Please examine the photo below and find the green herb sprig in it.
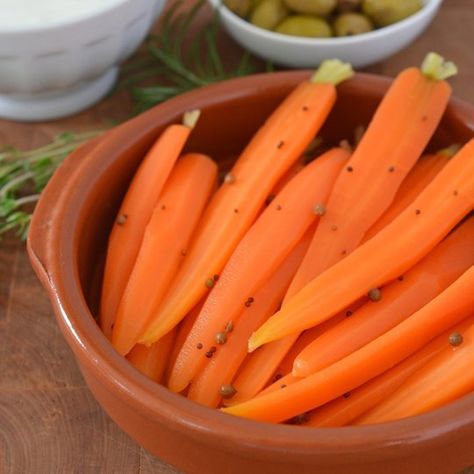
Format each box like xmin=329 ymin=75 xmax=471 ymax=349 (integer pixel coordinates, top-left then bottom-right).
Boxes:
xmin=118 ymin=0 xmax=268 ymax=113
xmin=0 ymin=131 xmax=102 ymax=239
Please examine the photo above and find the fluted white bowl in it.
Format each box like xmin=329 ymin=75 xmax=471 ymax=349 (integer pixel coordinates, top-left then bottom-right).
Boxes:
xmin=0 ymin=0 xmax=165 ymax=122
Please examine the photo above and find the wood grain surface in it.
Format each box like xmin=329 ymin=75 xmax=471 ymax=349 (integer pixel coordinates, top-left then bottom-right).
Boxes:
xmin=1 ymin=1 xmax=473 ymax=473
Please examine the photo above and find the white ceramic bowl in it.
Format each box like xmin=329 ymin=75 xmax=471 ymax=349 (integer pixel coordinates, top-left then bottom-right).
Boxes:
xmin=209 ymin=0 xmax=443 ymax=69
xmin=0 ymin=0 xmax=165 ymax=122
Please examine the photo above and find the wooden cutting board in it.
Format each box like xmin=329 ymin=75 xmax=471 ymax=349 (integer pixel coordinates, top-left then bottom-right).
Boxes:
xmin=1 ymin=1 xmax=473 ymax=472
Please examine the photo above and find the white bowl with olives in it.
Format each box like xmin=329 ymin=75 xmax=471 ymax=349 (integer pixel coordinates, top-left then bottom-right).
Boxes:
xmin=209 ymin=0 xmax=443 ymax=68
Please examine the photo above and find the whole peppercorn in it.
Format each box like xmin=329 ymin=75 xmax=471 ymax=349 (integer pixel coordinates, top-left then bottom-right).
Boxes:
xmin=449 ymin=332 xmax=463 ymax=347
xmin=116 ymin=213 xmax=128 ymax=225
xmin=219 ymin=384 xmax=237 ymax=398
xmin=215 ymin=332 xmax=227 ymax=345
xmin=368 ymin=287 xmax=382 ymax=302
xmin=313 ymin=203 xmax=327 ymax=216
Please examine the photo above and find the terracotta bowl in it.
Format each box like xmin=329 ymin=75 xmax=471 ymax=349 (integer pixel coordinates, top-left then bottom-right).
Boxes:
xmin=27 ymin=71 xmax=474 ymax=474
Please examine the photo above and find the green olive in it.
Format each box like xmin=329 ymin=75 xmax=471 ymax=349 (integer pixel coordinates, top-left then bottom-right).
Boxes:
xmin=362 ymin=0 xmax=423 ymax=27
xmin=250 ymin=0 xmax=289 ymax=30
xmin=333 ymin=12 xmax=373 ymax=36
xmin=336 ymin=0 xmax=362 ymax=12
xmin=275 ymin=15 xmax=333 ymax=38
xmin=283 ymin=0 xmax=337 ymax=16
xmin=224 ymin=0 xmax=253 ymax=18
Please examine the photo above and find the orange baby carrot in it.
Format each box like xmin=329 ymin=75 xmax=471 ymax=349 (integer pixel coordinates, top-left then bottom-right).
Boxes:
xmin=249 ymin=139 xmax=474 ymax=351
xmin=252 ymin=304 xmax=370 ymax=399
xmin=166 ymin=300 xmax=204 ymax=385
xmin=126 ymin=329 xmax=176 ymax=383
xmin=271 ymin=311 xmax=351 ymax=378
xmin=111 ymin=153 xmax=217 ymax=355
xmin=306 ymin=316 xmax=474 ymax=427
xmin=100 ymin=111 xmax=201 ymax=338
xmin=268 ymin=158 xmax=306 ymax=200
xmin=225 ymin=266 xmax=474 ymax=423
xmin=241 ymin=304 xmax=366 ymax=405
xmin=226 ymin=306 xmax=357 ymax=405
xmin=363 ymin=149 xmax=454 ymax=241
xmin=285 ymin=52 xmax=456 ymax=300
xmin=187 ymin=232 xmax=311 ymax=407
xmin=293 ymin=217 xmax=474 ymax=377
xmin=138 ymin=60 xmax=354 ymax=346
xmin=167 ymin=148 xmax=349 ymax=392
xmin=356 ymin=318 xmax=474 ymax=425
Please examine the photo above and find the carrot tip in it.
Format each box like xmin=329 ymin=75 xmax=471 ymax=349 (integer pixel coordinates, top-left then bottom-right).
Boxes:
xmin=248 ymin=333 xmax=260 ymax=353
xmin=311 ymin=59 xmax=354 ymax=86
xmin=183 ymin=109 xmax=201 ymax=129
xmin=421 ymin=52 xmax=458 ymax=81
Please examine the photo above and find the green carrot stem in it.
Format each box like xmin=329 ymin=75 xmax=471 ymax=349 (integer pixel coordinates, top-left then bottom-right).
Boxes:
xmin=421 ymin=52 xmax=458 ymax=81
xmin=311 ymin=59 xmax=354 ymax=86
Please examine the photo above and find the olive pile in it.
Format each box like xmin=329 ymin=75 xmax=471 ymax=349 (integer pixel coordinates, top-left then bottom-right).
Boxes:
xmin=223 ymin=0 xmax=423 ymax=38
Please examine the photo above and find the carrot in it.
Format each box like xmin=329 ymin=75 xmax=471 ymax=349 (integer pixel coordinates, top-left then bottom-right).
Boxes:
xmin=363 ymin=149 xmax=454 ymax=241
xmin=252 ymin=304 xmax=370 ymax=399
xmin=268 ymin=158 xmax=306 ymax=200
xmin=226 ymin=305 xmax=360 ymax=405
xmin=166 ymin=300 xmax=204 ymax=385
xmin=187 ymin=231 xmax=312 ymax=407
xmin=284 ymin=52 xmax=456 ymax=302
xmin=356 ymin=317 xmax=474 ymax=425
xmin=249 ymin=139 xmax=474 ymax=351
xmin=293 ymin=217 xmax=474 ymax=377
xmin=306 ymin=316 xmax=474 ymax=427
xmin=126 ymin=329 xmax=176 ymax=383
xmin=167 ymin=148 xmax=349 ymax=392
xmin=251 ymin=303 xmax=369 ymax=399
xmin=224 ymin=266 xmax=474 ymax=422
xmin=111 ymin=153 xmax=217 ymax=355
xmin=100 ymin=111 xmax=201 ymax=338
xmin=138 ymin=60 xmax=354 ymax=346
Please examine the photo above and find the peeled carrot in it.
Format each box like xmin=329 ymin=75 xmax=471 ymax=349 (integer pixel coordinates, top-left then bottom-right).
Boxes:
xmin=167 ymin=148 xmax=349 ymax=393
xmin=111 ymin=153 xmax=217 ymax=355
xmin=138 ymin=60 xmax=354 ymax=346
xmin=249 ymin=139 xmax=474 ymax=351
xmin=293 ymin=217 xmax=474 ymax=377
xmin=166 ymin=300 xmax=204 ymax=385
xmin=357 ymin=318 xmax=474 ymax=425
xmin=225 ymin=266 xmax=474 ymax=422
xmin=187 ymin=231 xmax=311 ymax=407
xmin=363 ymin=149 xmax=454 ymax=241
xmin=268 ymin=157 xmax=307 ymax=198
xmin=227 ymin=306 xmax=356 ymax=405
xmin=100 ymin=111 xmax=201 ymax=338
xmin=306 ymin=316 xmax=474 ymax=427
xmin=285 ymin=52 xmax=456 ymax=302
xmin=253 ymin=304 xmax=370 ymax=399
xmin=126 ymin=329 xmax=176 ymax=383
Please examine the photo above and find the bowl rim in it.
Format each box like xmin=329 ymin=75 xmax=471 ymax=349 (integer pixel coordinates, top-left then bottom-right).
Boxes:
xmin=28 ymin=70 xmax=474 ymax=462
xmin=0 ymin=0 xmax=155 ymax=34
xmin=208 ymin=0 xmax=443 ymax=46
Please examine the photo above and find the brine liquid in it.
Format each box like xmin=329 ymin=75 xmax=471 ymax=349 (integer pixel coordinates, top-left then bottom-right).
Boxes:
xmin=0 ymin=0 xmax=123 ymax=29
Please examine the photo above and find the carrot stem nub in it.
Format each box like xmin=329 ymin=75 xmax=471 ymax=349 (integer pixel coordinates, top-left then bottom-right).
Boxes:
xmin=183 ymin=109 xmax=201 ymax=129
xmin=311 ymin=59 xmax=354 ymax=86
xmin=421 ymin=52 xmax=458 ymax=81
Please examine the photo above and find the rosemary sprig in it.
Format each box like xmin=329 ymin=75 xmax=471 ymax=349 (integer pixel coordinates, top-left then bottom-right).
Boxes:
xmin=118 ymin=0 xmax=262 ymax=113
xmin=1 ymin=0 xmax=265 ymax=239
xmin=0 ymin=131 xmax=103 ymax=239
